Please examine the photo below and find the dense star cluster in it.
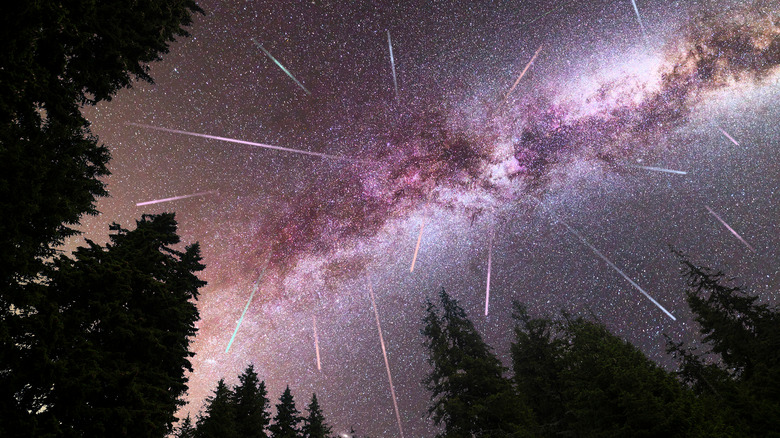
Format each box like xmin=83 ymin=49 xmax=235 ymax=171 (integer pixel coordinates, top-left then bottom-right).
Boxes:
xmin=76 ymin=0 xmax=780 ymax=436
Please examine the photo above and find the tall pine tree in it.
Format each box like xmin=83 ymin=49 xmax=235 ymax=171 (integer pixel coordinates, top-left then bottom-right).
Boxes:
xmin=233 ymin=364 xmax=272 ymax=438
xmin=269 ymin=386 xmax=302 ymax=438
xmin=197 ymin=379 xmax=238 ymax=438
xmin=176 ymin=414 xmax=197 ymax=438
xmin=422 ymin=289 xmax=533 ymax=437
xmin=301 ymin=393 xmax=332 ymax=438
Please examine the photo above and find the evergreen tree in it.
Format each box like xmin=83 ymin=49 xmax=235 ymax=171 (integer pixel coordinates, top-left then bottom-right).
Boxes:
xmin=422 ymin=289 xmax=533 ymax=437
xmin=176 ymin=414 xmax=197 ymax=438
xmin=234 ymin=364 xmax=272 ymax=438
xmin=301 ymin=393 xmax=332 ymax=438
xmin=269 ymin=386 xmax=302 ymax=438
xmin=197 ymin=379 xmax=238 ymax=438
xmin=38 ymin=213 xmax=205 ymax=437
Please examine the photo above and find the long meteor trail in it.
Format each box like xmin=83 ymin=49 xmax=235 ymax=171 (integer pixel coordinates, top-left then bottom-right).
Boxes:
xmin=136 ymin=190 xmax=216 ymax=206
xmin=504 ymin=45 xmax=543 ymax=101
xmin=630 ymin=0 xmax=648 ymax=41
xmin=226 ymin=263 xmax=270 ymax=353
xmin=558 ymin=219 xmax=676 ymax=321
xmin=410 ymin=220 xmax=426 ymax=272
xmin=630 ymin=165 xmax=688 ymax=175
xmin=251 ymin=38 xmax=311 ymax=95
xmin=368 ymin=280 xmax=405 ymax=438
xmin=387 ymin=30 xmax=399 ymax=104
xmin=484 ymin=231 xmax=494 ymax=316
xmin=313 ymin=314 xmax=322 ymax=371
xmin=128 ymin=123 xmax=368 ymax=162
xmin=705 ymin=206 xmax=756 ymax=252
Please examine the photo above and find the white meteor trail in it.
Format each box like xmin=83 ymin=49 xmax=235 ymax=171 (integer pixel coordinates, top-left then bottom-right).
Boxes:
xmin=504 ymin=44 xmax=543 ymax=101
xmin=717 ymin=126 xmax=740 ymax=146
xmin=226 ymin=263 xmax=270 ymax=353
xmin=484 ymin=231 xmax=494 ymax=316
xmin=630 ymin=0 xmax=648 ymax=41
xmin=251 ymin=38 xmax=311 ymax=95
xmin=128 ymin=123 xmax=369 ymax=162
xmin=136 ymin=190 xmax=216 ymax=206
xmin=630 ymin=165 xmax=687 ymax=175
xmin=558 ymin=219 xmax=676 ymax=321
xmin=313 ymin=314 xmax=322 ymax=371
xmin=705 ymin=206 xmax=756 ymax=253
xmin=368 ymin=280 xmax=405 ymax=438
xmin=387 ymin=30 xmax=400 ymax=104
xmin=410 ymin=220 xmax=426 ymax=273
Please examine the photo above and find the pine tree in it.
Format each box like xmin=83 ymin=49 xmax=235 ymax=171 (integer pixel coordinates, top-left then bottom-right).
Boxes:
xmin=422 ymin=289 xmax=533 ymax=437
xmin=176 ymin=414 xmax=197 ymax=438
xmin=233 ymin=364 xmax=272 ymax=438
xmin=301 ymin=393 xmax=332 ymax=438
xmin=269 ymin=386 xmax=302 ymax=438
xmin=197 ymin=379 xmax=238 ymax=438
xmin=37 ymin=213 xmax=204 ymax=438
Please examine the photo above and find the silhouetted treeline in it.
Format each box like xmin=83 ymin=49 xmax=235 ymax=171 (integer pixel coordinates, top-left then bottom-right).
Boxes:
xmin=422 ymin=255 xmax=780 ymax=437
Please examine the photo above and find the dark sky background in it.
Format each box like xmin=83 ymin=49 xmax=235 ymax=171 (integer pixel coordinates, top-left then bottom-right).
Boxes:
xmin=74 ymin=0 xmax=779 ymax=436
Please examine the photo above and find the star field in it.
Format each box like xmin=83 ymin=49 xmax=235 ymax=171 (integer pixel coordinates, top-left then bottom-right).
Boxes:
xmin=76 ymin=1 xmax=780 ymax=436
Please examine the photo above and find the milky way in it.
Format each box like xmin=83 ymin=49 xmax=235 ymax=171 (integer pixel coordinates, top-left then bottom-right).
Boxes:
xmin=78 ymin=1 xmax=780 ymax=436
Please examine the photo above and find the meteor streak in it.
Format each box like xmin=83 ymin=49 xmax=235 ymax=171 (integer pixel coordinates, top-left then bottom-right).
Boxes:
xmin=313 ymin=314 xmax=322 ymax=371
xmin=556 ymin=217 xmax=676 ymax=321
xmin=717 ymin=126 xmax=741 ymax=146
xmin=128 ymin=123 xmax=369 ymax=162
xmin=410 ymin=220 xmax=426 ymax=273
xmin=705 ymin=206 xmax=756 ymax=252
xmin=387 ymin=30 xmax=400 ymax=104
xmin=368 ymin=280 xmax=405 ymax=438
xmin=504 ymin=45 xmax=543 ymax=101
xmin=629 ymin=165 xmax=688 ymax=175
xmin=136 ymin=190 xmax=216 ymax=206
xmin=251 ymin=38 xmax=311 ymax=95
xmin=226 ymin=262 xmax=270 ymax=353
xmin=630 ymin=0 xmax=648 ymax=41
xmin=484 ymin=231 xmax=494 ymax=316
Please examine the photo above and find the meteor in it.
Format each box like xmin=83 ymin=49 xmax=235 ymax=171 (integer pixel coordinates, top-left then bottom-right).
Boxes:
xmin=484 ymin=231 xmax=494 ymax=316
xmin=128 ymin=123 xmax=370 ymax=162
xmin=251 ymin=38 xmax=311 ymax=95
xmin=629 ymin=165 xmax=687 ymax=175
xmin=630 ymin=0 xmax=648 ymax=41
xmin=558 ymin=218 xmax=676 ymax=321
xmin=368 ymin=280 xmax=405 ymax=438
xmin=717 ymin=126 xmax=740 ymax=146
xmin=705 ymin=206 xmax=756 ymax=252
xmin=410 ymin=220 xmax=426 ymax=273
xmin=226 ymin=262 xmax=270 ymax=353
xmin=313 ymin=314 xmax=322 ymax=371
xmin=504 ymin=45 xmax=543 ymax=101
xmin=387 ymin=30 xmax=400 ymax=104
xmin=136 ymin=190 xmax=216 ymax=206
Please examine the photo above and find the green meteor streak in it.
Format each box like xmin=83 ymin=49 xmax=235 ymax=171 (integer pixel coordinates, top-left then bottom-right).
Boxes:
xmin=225 ymin=261 xmax=270 ymax=353
xmin=251 ymin=38 xmax=311 ymax=95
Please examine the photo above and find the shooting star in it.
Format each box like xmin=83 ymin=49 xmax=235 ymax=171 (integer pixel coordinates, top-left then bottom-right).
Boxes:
xmin=226 ymin=262 xmax=270 ymax=353
xmin=313 ymin=314 xmax=322 ymax=371
xmin=410 ymin=219 xmax=426 ymax=273
xmin=251 ymin=38 xmax=311 ymax=95
xmin=387 ymin=30 xmax=400 ymax=104
xmin=504 ymin=44 xmax=543 ymax=101
xmin=368 ymin=280 xmax=405 ymax=438
xmin=128 ymin=123 xmax=370 ymax=163
xmin=705 ymin=206 xmax=756 ymax=252
xmin=630 ymin=165 xmax=688 ymax=175
xmin=484 ymin=231 xmax=494 ymax=316
xmin=717 ymin=126 xmax=740 ymax=146
xmin=136 ymin=190 xmax=216 ymax=206
xmin=556 ymin=217 xmax=676 ymax=321
xmin=630 ymin=0 xmax=648 ymax=41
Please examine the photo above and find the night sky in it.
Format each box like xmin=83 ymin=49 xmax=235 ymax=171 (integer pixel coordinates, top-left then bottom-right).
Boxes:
xmin=74 ymin=0 xmax=780 ymax=436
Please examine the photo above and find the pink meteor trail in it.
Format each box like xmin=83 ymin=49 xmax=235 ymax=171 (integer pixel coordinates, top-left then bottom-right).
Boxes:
xmin=136 ymin=190 xmax=216 ymax=206
xmin=313 ymin=314 xmax=322 ymax=371
xmin=127 ymin=123 xmax=369 ymax=162
xmin=484 ymin=231 xmax=494 ymax=316
xmin=717 ymin=126 xmax=740 ymax=146
xmin=504 ymin=45 xmax=543 ymax=101
xmin=368 ymin=281 xmax=405 ymax=438
xmin=410 ymin=220 xmax=426 ymax=273
xmin=705 ymin=206 xmax=756 ymax=252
